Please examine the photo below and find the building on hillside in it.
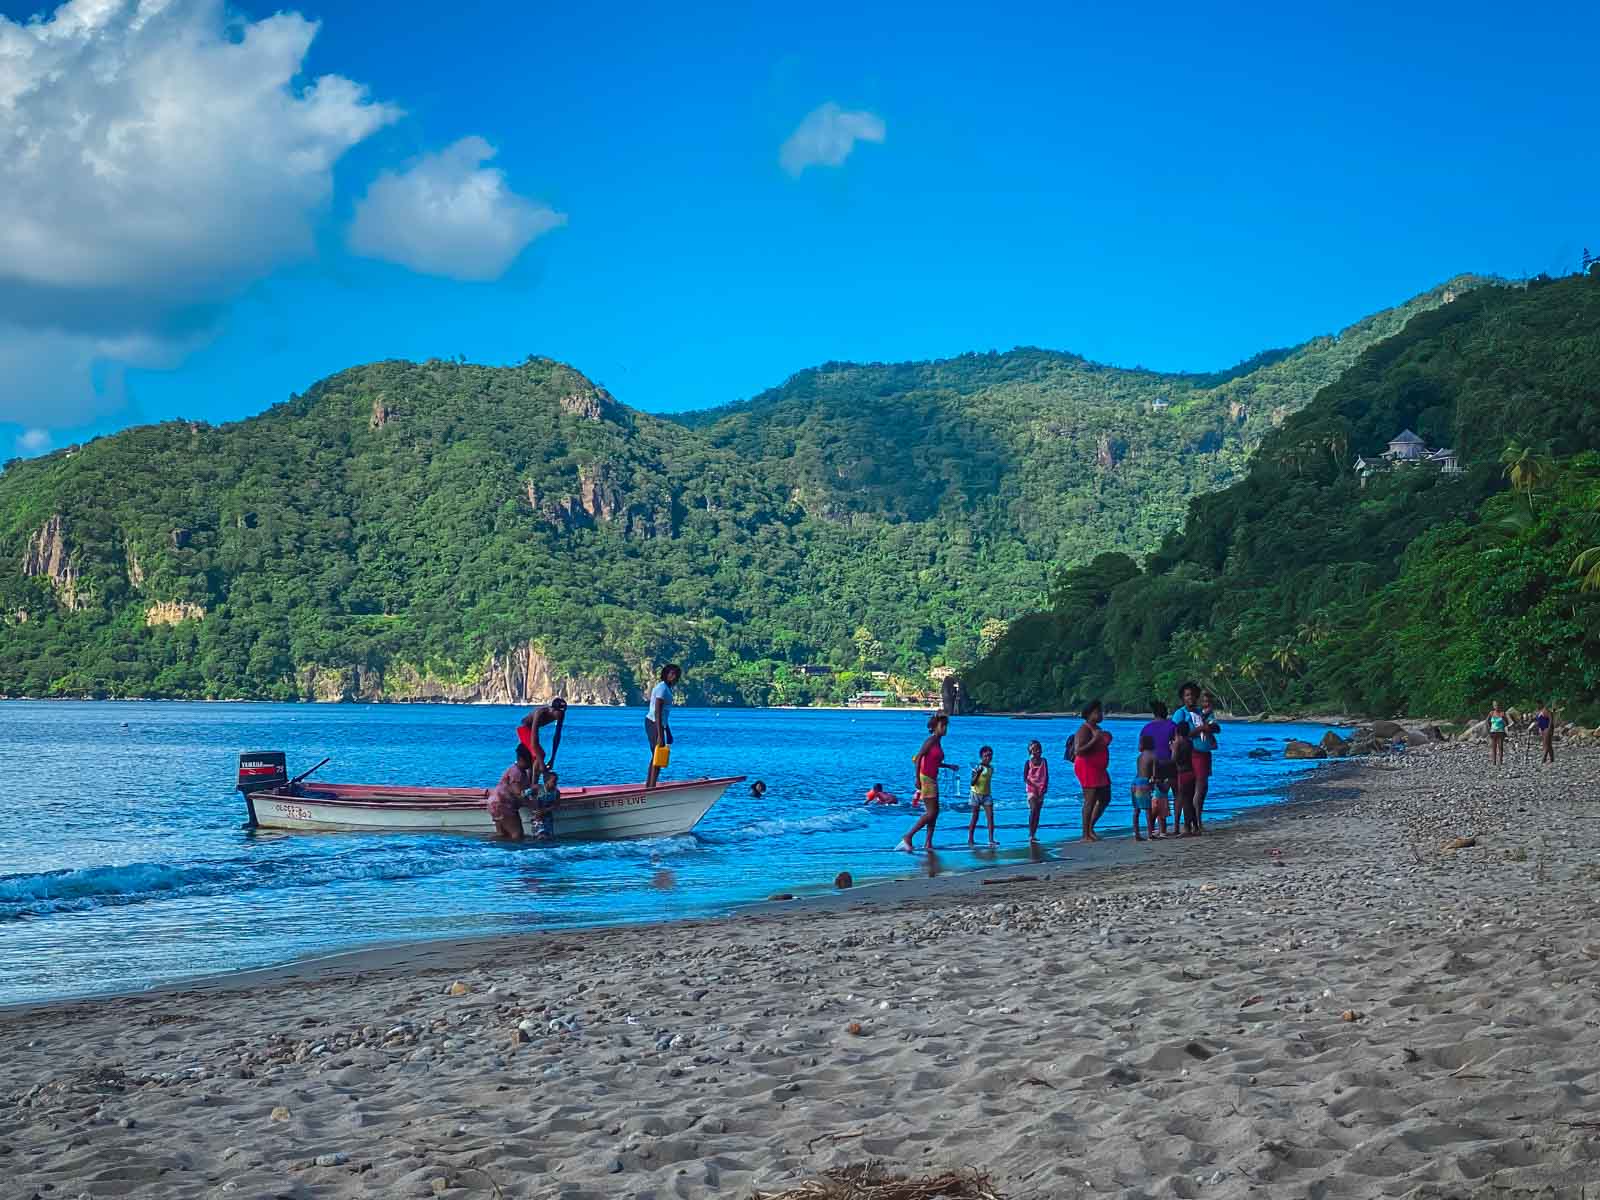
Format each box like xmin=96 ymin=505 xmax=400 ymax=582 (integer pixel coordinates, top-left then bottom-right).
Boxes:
xmin=1386 ymin=429 xmax=1427 ymax=460
xmin=798 ymin=664 xmax=835 ymax=677
xmin=1356 ymin=429 xmax=1462 ymax=486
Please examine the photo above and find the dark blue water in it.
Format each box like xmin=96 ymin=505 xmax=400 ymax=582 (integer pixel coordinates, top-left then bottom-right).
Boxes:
xmin=0 ymin=702 xmax=1337 ymax=1004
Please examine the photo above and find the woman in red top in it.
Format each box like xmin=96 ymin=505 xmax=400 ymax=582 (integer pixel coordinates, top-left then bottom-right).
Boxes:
xmin=898 ymin=713 xmax=959 ymax=852
xmin=1072 ymin=700 xmax=1112 ymax=842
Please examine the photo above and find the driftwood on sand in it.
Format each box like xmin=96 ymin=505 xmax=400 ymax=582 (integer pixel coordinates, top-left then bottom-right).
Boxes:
xmin=752 ymin=1163 xmax=1003 ymax=1199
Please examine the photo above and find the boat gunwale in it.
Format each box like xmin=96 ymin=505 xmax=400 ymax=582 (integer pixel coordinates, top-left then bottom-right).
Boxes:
xmin=252 ymin=775 xmax=745 ymax=811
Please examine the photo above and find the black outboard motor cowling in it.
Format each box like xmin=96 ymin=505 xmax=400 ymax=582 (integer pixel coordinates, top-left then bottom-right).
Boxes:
xmin=237 ymin=750 xmax=287 ymax=828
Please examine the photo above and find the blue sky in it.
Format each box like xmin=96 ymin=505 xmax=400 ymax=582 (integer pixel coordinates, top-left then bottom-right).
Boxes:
xmin=1 ymin=0 xmax=1596 ymax=454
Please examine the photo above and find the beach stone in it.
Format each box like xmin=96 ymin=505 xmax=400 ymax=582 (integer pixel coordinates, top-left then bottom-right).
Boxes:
xmin=446 ymin=981 xmax=470 ymax=997
xmin=315 ymin=1152 xmax=348 ymax=1167
xmin=834 ymin=871 xmax=853 ymax=889
xmin=270 ymin=1106 xmax=291 ymax=1122
xmin=1319 ymin=731 xmax=1351 ymax=757
xmin=431 ymin=1178 xmax=449 ymax=1195
xmin=1284 ymin=739 xmax=1326 ymax=760
xmin=767 ymin=892 xmax=794 ymax=901
xmin=118 ymin=1116 xmax=136 ymax=1129
xmin=846 ymin=1021 xmax=864 ymax=1036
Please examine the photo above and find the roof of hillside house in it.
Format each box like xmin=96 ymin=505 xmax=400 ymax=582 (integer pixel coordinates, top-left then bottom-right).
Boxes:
xmin=1427 ymin=447 xmax=1456 ymax=459
xmin=1389 ymin=429 xmax=1425 ymax=445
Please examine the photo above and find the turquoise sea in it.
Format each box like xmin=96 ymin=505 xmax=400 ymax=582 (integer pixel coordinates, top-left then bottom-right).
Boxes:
xmin=0 ymin=702 xmax=1341 ymax=1005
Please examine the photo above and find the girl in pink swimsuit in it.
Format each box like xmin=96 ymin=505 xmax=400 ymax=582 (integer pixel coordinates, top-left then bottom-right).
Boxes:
xmin=898 ymin=713 xmax=958 ymax=851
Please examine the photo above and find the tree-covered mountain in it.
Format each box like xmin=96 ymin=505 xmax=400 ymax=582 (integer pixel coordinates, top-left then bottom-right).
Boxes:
xmin=968 ymin=271 xmax=1600 ymax=719
xmin=0 ymin=278 xmax=1477 ymax=703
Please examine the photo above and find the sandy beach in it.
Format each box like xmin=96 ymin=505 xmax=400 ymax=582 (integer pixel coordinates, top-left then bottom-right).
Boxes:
xmin=4 ymin=744 xmax=1599 ymax=1199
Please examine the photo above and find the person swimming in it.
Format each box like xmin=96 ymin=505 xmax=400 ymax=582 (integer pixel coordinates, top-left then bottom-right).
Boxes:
xmin=865 ymin=782 xmax=900 ymax=805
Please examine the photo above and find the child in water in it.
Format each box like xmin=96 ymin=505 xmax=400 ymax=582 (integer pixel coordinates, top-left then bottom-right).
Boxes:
xmin=967 ymin=745 xmax=996 ymax=845
xmin=1023 ymin=740 xmax=1049 ymax=842
xmin=1132 ymin=734 xmax=1156 ymax=841
xmin=532 ymin=770 xmax=561 ymax=838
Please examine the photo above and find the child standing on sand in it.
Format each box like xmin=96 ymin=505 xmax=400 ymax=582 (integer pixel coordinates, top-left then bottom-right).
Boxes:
xmin=1132 ymin=734 xmax=1156 ymax=841
xmin=1173 ymin=724 xmax=1199 ymax=836
xmin=1023 ymin=740 xmax=1049 ymax=842
xmin=967 ymin=746 xmax=996 ymax=845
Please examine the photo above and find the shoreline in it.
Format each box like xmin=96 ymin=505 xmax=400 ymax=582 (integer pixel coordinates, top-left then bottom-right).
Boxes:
xmin=3 ymin=764 xmax=1345 ymax=1017
xmin=0 ymin=693 xmax=1406 ymax=726
xmin=8 ymin=746 xmax=1593 ymax=1198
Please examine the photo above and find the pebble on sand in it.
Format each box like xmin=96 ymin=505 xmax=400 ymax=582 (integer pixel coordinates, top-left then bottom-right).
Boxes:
xmin=446 ymin=981 xmax=471 ymax=996
xmin=269 ymin=1106 xmax=291 ymax=1122
xmin=834 ymin=872 xmax=853 ymax=889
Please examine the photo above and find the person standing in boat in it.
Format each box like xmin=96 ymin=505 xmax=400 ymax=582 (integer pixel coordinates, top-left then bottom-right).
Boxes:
xmin=646 ymin=664 xmax=681 ymax=789
xmin=489 ymin=744 xmax=536 ymax=841
xmin=518 ymin=697 xmax=568 ymax=779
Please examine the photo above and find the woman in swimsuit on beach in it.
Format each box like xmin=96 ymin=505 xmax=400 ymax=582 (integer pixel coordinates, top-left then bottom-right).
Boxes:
xmin=1487 ymin=702 xmax=1508 ymax=765
xmin=1072 ymin=700 xmax=1112 ymax=841
xmin=898 ymin=713 xmax=958 ymax=852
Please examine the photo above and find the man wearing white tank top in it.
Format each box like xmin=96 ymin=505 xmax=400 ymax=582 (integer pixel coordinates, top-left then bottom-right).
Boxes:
xmin=645 ymin=663 xmax=681 ymax=789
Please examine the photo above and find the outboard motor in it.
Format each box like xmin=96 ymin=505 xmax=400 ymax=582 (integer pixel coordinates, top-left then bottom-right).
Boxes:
xmin=237 ymin=750 xmax=287 ymax=828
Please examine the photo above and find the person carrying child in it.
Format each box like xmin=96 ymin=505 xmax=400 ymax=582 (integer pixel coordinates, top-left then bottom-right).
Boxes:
xmin=1023 ymin=740 xmax=1049 ymax=842
xmin=1131 ymin=734 xmax=1157 ymax=841
xmin=1174 ymin=682 xmax=1220 ymax=829
xmin=966 ymin=745 xmax=997 ymax=845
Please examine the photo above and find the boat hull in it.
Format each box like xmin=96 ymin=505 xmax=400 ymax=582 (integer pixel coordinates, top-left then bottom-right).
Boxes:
xmin=247 ymin=777 xmax=740 ymax=840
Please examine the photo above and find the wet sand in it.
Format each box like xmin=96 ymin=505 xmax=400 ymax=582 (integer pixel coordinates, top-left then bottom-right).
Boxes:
xmin=4 ymin=744 xmax=1598 ymax=1198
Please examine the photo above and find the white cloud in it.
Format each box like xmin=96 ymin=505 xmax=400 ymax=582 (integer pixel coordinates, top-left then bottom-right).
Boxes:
xmin=0 ymin=0 xmax=400 ymax=429
xmin=347 ymin=137 xmax=566 ymax=281
xmin=15 ymin=428 xmax=53 ymax=456
xmin=779 ymin=102 xmax=886 ymax=177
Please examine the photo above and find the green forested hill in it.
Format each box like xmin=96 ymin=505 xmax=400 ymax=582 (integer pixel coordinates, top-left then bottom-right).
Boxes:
xmin=0 ymin=278 xmax=1475 ymax=702
xmin=968 ymin=272 xmax=1600 ymax=718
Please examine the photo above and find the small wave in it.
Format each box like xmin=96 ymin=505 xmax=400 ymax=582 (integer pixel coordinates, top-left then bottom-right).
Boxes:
xmin=711 ymin=808 xmax=867 ymax=841
xmin=0 ymin=842 xmax=495 ymax=919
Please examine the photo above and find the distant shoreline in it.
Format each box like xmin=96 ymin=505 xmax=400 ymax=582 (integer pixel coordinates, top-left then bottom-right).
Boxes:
xmin=0 ymin=694 xmax=1381 ymax=725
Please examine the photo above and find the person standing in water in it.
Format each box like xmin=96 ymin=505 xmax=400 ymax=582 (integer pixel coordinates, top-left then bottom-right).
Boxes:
xmin=488 ymin=744 xmax=536 ymax=841
xmin=1487 ymin=701 xmax=1508 ymax=765
xmin=898 ymin=713 xmax=959 ymax=852
xmin=966 ymin=745 xmax=996 ymax=845
xmin=646 ymin=664 xmax=681 ymax=789
xmin=1072 ymin=700 xmax=1112 ymax=841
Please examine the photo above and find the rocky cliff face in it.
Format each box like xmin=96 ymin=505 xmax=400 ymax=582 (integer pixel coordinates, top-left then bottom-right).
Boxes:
xmin=22 ymin=515 xmax=85 ymax=610
xmin=145 ymin=601 xmax=205 ymax=626
xmin=294 ymin=643 xmax=627 ymax=705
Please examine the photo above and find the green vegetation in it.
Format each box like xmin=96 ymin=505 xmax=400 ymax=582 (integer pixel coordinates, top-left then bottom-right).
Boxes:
xmin=0 ymin=279 xmax=1475 ymax=703
xmin=969 ymin=273 xmax=1600 ymax=719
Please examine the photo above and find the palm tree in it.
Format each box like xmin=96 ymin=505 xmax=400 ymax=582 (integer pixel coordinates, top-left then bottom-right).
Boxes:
xmin=1208 ymin=661 xmax=1249 ymax=714
xmin=1269 ymin=640 xmax=1304 ymax=677
xmin=1573 ymin=540 xmax=1600 ymax=591
xmin=1237 ymin=654 xmax=1271 ymax=711
xmin=1500 ymin=442 xmax=1553 ymax=499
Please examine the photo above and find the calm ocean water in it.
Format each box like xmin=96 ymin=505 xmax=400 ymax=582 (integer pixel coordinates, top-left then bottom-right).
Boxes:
xmin=0 ymin=702 xmax=1341 ymax=1004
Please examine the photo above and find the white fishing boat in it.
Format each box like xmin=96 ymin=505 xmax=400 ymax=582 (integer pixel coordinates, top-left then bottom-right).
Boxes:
xmin=236 ymin=752 xmax=739 ymax=840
